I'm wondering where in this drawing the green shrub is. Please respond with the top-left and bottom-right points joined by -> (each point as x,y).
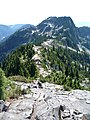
64,85 -> 71,91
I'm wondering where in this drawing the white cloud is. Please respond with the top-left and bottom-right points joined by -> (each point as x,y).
0,0 -> 90,26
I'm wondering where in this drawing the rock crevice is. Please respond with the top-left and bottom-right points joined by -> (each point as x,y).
0,81 -> 90,120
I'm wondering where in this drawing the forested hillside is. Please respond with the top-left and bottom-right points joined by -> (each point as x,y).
1,44 -> 38,79
0,16 -> 90,92
0,16 -> 90,62
40,41 -> 90,90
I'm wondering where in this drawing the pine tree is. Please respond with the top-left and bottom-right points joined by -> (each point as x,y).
30,62 -> 36,77
65,66 -> 69,77
0,68 -> 7,100
76,70 -> 79,80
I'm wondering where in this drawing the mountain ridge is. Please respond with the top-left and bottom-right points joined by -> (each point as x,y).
0,16 -> 90,120
0,16 -> 90,62
0,24 -> 34,43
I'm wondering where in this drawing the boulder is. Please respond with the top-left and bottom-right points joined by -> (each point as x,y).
0,100 -> 8,112
59,105 -> 66,111
38,81 -> 43,88
0,100 -> 5,112
84,114 -> 90,120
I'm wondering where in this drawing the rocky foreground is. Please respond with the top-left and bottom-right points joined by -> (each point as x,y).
0,81 -> 90,120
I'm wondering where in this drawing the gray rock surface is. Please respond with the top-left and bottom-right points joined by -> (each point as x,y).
0,100 -> 8,112
0,100 -> 5,112
0,81 -> 90,120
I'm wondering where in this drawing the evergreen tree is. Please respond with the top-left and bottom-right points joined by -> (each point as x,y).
65,66 -> 69,77
30,62 -> 37,77
76,70 -> 79,80
1,44 -> 37,78
0,68 -> 6,100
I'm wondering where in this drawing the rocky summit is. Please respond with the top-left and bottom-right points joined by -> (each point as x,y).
0,81 -> 90,120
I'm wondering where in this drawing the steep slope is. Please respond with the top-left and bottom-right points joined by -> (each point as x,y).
37,16 -> 79,49
0,25 -> 37,61
1,44 -> 38,78
78,27 -> 90,51
78,26 -> 90,38
0,25 -> 12,42
1,39 -> 90,90
9,24 -> 24,32
0,24 -> 34,43
40,39 -> 90,90
0,16 -> 90,62
0,29 -> 47,61
0,17 -> 90,120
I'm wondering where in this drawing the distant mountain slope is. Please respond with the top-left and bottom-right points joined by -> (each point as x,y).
37,16 -> 79,50
0,25 -> 46,61
37,16 -> 76,36
78,27 -> 90,50
0,16 -> 90,62
78,26 -> 90,38
9,24 -> 24,31
0,25 -> 12,41
0,24 -> 34,43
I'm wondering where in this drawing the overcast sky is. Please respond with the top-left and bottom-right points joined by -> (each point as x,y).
0,0 -> 90,27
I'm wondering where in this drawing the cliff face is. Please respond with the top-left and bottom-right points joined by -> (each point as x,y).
0,81 -> 90,120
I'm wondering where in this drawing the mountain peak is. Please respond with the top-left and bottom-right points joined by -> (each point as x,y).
37,16 -> 76,40
0,16 -> 90,62
46,16 -> 72,21
45,16 -> 74,25
38,16 -> 75,30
